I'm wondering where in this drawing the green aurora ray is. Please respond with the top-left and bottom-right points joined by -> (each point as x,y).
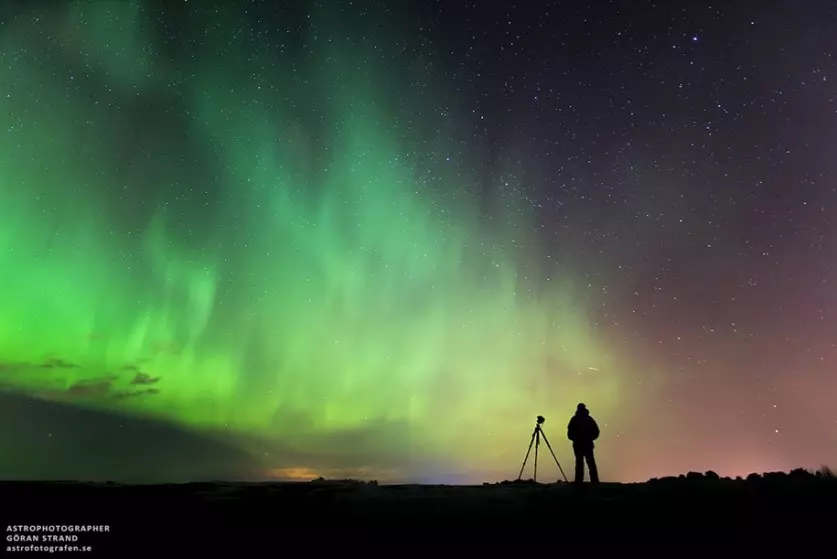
0,2 -> 649,482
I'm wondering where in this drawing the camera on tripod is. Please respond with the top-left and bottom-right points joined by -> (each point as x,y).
517,413 -> 568,483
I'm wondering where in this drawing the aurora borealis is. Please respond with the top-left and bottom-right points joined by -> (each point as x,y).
1,0 -> 836,483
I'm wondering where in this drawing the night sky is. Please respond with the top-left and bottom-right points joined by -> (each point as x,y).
1,0 -> 835,484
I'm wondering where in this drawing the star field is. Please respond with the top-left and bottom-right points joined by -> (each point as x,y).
0,0 -> 835,483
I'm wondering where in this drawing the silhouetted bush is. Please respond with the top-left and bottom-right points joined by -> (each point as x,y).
645,469 -> 831,485
788,468 -> 809,480
309,477 -> 378,485
648,476 -> 679,483
496,479 -> 539,485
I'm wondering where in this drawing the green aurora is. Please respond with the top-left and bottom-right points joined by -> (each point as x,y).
0,2 -> 651,482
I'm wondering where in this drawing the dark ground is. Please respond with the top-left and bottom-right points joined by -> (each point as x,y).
2,471 -> 835,555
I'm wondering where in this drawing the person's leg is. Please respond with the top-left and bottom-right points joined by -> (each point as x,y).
586,449 -> 599,484
573,445 -> 585,484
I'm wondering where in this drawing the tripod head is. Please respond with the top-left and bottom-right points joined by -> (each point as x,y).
536,415 -> 545,425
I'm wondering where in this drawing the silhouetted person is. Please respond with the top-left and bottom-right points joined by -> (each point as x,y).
567,403 -> 600,485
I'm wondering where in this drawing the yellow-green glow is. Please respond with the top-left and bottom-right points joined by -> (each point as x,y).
0,2 -> 643,482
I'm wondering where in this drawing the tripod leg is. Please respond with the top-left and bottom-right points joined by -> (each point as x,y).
534,430 -> 539,483
539,430 -> 569,483
517,431 -> 537,480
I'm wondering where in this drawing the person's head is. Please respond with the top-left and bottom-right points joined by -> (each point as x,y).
576,402 -> 589,416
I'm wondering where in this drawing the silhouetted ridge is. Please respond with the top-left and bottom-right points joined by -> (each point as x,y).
647,467 -> 836,484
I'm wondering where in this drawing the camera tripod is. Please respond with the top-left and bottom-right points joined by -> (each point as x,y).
517,416 -> 568,483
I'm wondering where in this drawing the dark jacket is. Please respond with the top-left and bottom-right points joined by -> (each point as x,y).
567,409 -> 600,448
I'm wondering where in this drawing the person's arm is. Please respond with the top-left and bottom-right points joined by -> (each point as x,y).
590,418 -> 600,440
567,417 -> 576,441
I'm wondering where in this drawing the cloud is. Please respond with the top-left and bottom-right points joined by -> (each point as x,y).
5,354 -> 167,401
41,357 -> 79,369
0,388 -> 448,483
15,366 -> 165,403
129,372 -> 160,385
0,361 -> 27,373
111,387 -> 161,399
0,391 -> 264,482
67,380 -> 113,398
